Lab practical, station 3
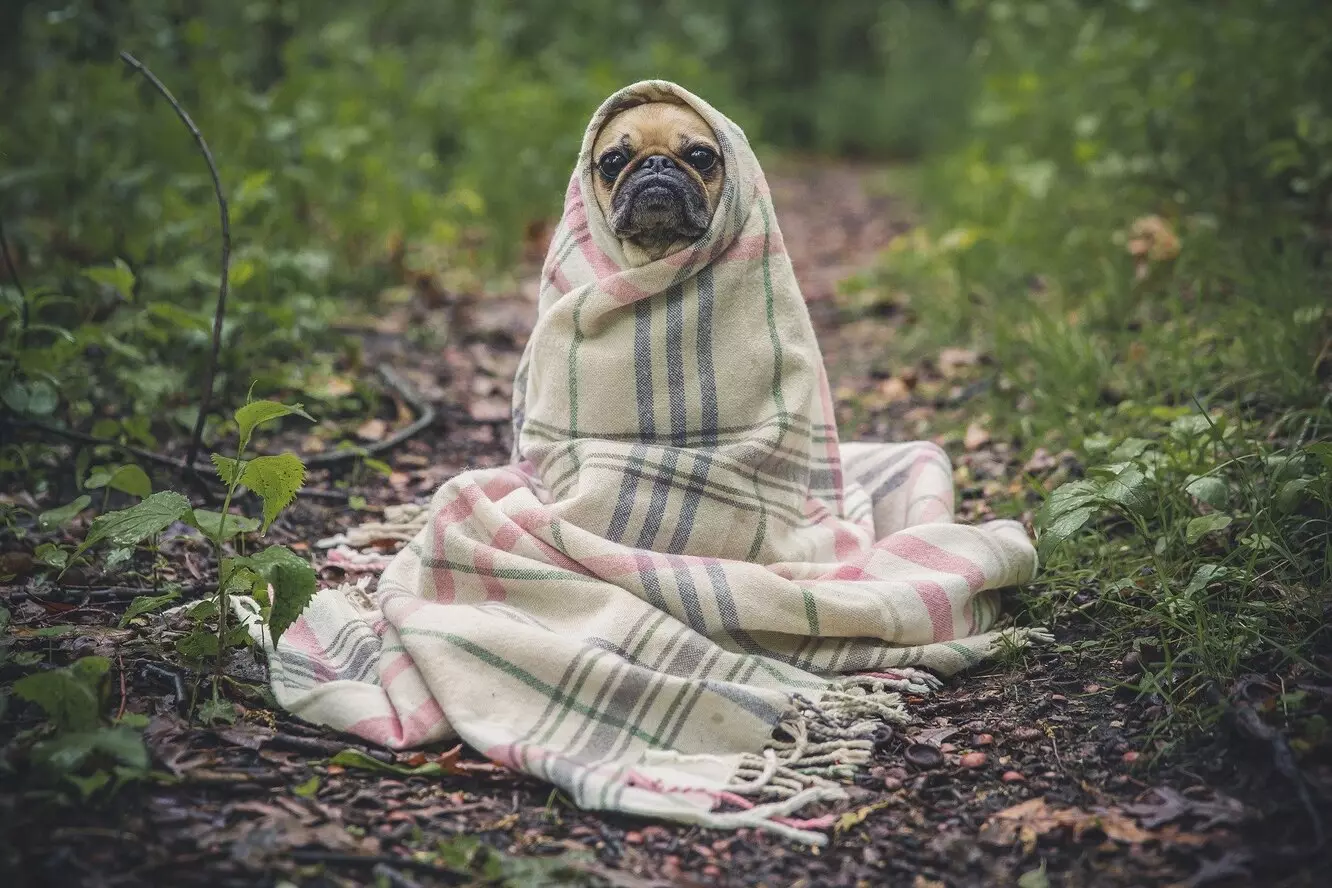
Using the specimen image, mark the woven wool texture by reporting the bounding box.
[254,81,1039,841]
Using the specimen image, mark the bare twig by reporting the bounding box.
[8,418,349,502]
[118,51,230,478]
[141,662,187,709]
[0,215,28,329]
[116,654,128,720]
[302,364,438,466]
[14,417,208,472]
[10,583,209,603]
[288,851,464,881]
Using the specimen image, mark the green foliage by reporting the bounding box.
[37,496,91,532]
[72,490,192,561]
[82,398,318,705]
[851,0,1331,422]
[117,587,181,627]
[0,0,972,467]
[830,0,1332,727]
[84,464,153,499]
[1033,413,1331,714]
[10,656,152,797]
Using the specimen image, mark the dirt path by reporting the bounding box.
[3,163,1321,887]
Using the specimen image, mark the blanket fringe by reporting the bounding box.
[719,649,1049,843]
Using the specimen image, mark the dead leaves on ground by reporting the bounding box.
[979,790,1244,855]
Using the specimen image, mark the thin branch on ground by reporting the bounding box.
[118,50,231,479]
[8,417,349,502]
[288,851,465,882]
[0,215,29,329]
[303,364,438,466]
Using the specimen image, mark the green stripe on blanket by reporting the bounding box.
[245,80,1043,845]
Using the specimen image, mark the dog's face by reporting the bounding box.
[591,101,724,262]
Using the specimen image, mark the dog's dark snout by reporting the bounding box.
[638,155,677,174]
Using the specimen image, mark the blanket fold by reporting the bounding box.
[251,80,1040,844]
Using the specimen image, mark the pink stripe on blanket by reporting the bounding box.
[913,579,956,641]
[346,695,446,749]
[881,534,987,591]
[814,365,846,512]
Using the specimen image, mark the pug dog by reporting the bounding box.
[591,100,725,263]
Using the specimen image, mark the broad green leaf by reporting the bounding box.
[1100,465,1152,515]
[1276,478,1314,514]
[1264,453,1307,483]
[239,453,306,531]
[25,379,58,415]
[2,380,29,413]
[13,656,110,733]
[89,725,150,769]
[1184,563,1234,596]
[85,464,152,499]
[1168,414,1213,440]
[1109,437,1153,461]
[189,509,261,541]
[104,546,135,570]
[34,543,69,569]
[30,732,99,774]
[145,300,210,333]
[1034,480,1099,528]
[248,545,317,645]
[1307,442,1332,473]
[38,495,91,531]
[176,627,220,660]
[75,491,192,558]
[118,590,182,627]
[82,258,136,300]
[234,400,314,451]
[1184,475,1229,509]
[198,698,239,725]
[211,454,246,485]
[1185,514,1232,544]
[1037,505,1095,558]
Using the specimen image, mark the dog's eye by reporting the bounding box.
[597,151,629,180]
[686,146,717,172]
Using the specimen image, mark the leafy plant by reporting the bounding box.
[82,398,319,713]
[9,655,152,799]
[1033,412,1331,715]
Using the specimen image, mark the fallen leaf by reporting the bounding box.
[964,422,992,451]
[939,347,980,378]
[913,726,960,746]
[469,398,511,423]
[356,418,389,442]
[979,797,1162,851]
[834,799,893,833]
[1018,862,1050,888]
[1123,787,1247,830]
[879,377,912,403]
[215,723,275,750]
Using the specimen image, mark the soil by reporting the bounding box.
[2,160,1328,888]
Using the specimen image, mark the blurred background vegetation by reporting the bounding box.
[1,0,1328,455]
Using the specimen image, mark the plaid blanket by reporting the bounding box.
[249,81,1040,844]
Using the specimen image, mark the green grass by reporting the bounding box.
[837,205,1331,743]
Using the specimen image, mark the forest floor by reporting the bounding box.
[2,160,1328,887]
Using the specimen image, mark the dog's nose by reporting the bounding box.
[638,155,677,174]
